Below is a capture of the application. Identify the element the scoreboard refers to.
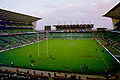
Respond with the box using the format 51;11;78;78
45;26;51;31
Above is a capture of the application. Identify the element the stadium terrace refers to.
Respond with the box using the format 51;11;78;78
0;1;120;80
53;24;94;32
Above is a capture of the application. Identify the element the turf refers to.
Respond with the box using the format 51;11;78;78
0;39;119;74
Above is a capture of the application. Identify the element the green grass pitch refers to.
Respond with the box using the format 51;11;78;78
0;39;119;74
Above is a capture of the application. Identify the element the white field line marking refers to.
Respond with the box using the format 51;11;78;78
93;40;109;69
96;39;120;64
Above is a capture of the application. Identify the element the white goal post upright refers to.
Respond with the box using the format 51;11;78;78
66;30;68;39
37;32;39;56
46;31;48;57
71;32;72;39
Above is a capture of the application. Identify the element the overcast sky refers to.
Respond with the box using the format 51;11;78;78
0;0;119;30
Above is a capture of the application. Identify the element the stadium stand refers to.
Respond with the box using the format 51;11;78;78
103;1;120;30
0;33;47;50
97;32;120;61
49;32;95;39
53;24;94;32
0;1;120;79
0;8;41;51
102;1;120;61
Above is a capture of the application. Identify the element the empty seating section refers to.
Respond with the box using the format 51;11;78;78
1;32;113;51
98;32;120;54
0;29;34;35
0;32;100;51
0;22;33;28
50;33;94;39
0;39;11;50
0;33;46;50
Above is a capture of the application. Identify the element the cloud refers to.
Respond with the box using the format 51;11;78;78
103;0;111;3
34;0;118;30
44;4;59;8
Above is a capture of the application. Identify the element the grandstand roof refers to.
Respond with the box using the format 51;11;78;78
103;1;120;19
53;24;94;28
0;8;41;23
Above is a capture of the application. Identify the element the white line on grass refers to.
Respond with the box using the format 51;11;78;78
96;39;120;64
37;32;39;56
93;39;109;69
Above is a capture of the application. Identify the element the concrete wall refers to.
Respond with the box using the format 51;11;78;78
32;21;37;30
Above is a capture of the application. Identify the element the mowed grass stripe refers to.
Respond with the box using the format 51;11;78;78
0;39;119;74
92;40;109;69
